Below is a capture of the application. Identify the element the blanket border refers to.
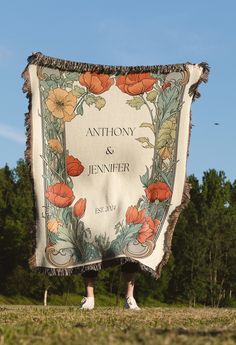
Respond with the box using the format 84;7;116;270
22;52;209;279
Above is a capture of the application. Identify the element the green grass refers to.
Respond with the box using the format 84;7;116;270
0;306;235;344
0;293;170;307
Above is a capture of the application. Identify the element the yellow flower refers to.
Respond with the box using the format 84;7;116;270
46;88;77;122
48;139;63;153
47;219;62;233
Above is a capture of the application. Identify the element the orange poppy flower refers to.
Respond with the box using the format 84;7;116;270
145;181;172;202
116;73;156;96
66;155;84;177
137;217;160;244
126;206;145;224
45;182;75;208
79;72;114;94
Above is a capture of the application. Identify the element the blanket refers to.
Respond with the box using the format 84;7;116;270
22;52;209;277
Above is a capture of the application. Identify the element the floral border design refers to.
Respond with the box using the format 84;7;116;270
109;72;188;258
38;67;114;266
38;67;188;266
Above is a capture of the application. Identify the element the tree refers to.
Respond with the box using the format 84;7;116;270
201;170;234;306
0;164;17;287
169;170;236;306
0;161;235;306
168;175;208;305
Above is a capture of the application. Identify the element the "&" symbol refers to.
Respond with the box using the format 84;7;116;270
105;146;114;155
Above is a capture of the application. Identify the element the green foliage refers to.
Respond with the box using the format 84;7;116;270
0;160;235;307
169;171;236;307
0;161;34;289
158;85;182;123
135;136;154;148
126;96;145;110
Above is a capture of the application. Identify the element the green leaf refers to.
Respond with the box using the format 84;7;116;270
115;221;123;234
46;79;58;89
64;72;79;81
123;224;142;243
146;90;158;102
158;85;181;123
95;97;106;110
126;96;144;110
72;86;86;97
65;81;73;88
66;178;74;189
140;122;155;133
76;104;84;116
62;207;72;226
40;81;50;90
136;137;154;148
48;232;60;244
148;202;159;219
57;79;64;88
140;166;150;187
156;118;176;150
156;203;166;220
157;168;171;188
85;94;96;106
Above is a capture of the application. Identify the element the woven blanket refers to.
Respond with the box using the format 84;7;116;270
22;52;208;277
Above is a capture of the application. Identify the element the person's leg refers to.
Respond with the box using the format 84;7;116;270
121;262;140;310
123;271;135;298
83;275;95;297
80;270;98;309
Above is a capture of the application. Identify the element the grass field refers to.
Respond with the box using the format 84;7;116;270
0;306;236;345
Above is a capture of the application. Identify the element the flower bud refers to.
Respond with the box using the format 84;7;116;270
73;198;86;218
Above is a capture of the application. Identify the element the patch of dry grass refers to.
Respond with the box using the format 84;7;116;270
0;306;235;344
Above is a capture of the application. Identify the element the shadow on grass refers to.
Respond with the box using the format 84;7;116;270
154;328;236;338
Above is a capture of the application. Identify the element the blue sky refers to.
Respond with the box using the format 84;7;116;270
0;0;235;181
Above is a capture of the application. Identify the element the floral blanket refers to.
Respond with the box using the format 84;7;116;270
22;53;208;277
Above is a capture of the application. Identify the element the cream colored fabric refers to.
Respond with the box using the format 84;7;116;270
27;62;203;276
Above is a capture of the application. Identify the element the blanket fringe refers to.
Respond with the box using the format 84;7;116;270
153;62;210;278
23;51;206;76
189;62;210;100
22;68;38;267
29;254;37;270
31;256;161;279
155;180;191;278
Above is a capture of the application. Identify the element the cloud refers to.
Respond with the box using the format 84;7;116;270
0;123;25;144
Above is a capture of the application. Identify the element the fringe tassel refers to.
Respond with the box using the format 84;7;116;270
189;62;210;100
22;69;38;269
155;181;191;278
23;51;200;75
31;256;161;279
29;254;37;270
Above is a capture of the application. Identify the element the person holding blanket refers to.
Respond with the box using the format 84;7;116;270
80;263;140;310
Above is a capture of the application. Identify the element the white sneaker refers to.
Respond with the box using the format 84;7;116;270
124;296;140;310
80;297;95;310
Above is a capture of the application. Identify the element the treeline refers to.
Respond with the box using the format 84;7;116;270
0;159;235;307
